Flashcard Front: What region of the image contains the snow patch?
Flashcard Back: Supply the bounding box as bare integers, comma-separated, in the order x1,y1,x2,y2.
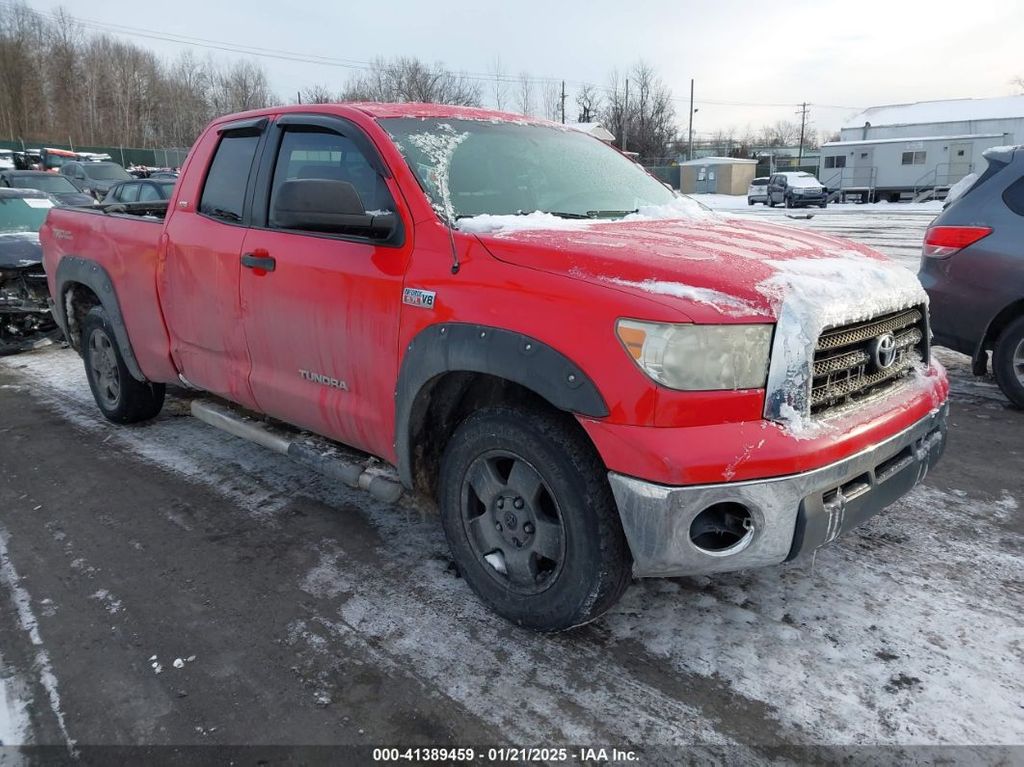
0,526,76,752
603,277,759,316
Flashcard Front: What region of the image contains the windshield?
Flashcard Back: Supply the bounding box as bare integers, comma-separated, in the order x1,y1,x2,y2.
381,118,676,220
13,175,78,193
788,174,821,188
84,164,132,181
0,196,51,233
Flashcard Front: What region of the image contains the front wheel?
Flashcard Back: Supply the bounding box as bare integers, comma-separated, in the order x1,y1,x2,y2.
82,306,165,423
767,196,775,208
438,406,632,631
993,316,1024,408
784,195,794,208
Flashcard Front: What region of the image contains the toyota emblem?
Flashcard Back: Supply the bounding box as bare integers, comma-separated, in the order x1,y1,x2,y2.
870,332,898,370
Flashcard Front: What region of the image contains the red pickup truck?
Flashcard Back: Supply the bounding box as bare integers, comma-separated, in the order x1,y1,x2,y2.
41,104,949,630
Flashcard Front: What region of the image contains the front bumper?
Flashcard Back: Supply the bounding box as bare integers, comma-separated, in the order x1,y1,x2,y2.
608,402,948,578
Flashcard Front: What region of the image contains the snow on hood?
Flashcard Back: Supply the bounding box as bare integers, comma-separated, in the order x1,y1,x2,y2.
470,213,924,325
456,197,713,236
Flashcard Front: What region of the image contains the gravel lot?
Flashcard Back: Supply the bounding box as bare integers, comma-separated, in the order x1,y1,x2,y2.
0,205,1021,762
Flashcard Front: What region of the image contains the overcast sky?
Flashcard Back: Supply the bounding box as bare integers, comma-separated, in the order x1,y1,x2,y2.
39,0,1024,139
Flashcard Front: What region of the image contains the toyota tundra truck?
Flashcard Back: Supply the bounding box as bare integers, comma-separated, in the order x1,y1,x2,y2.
41,104,949,631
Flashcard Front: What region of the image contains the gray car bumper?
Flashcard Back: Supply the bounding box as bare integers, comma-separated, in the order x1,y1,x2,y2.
608,403,948,578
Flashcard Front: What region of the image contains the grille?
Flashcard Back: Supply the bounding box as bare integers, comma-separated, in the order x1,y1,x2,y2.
811,306,927,415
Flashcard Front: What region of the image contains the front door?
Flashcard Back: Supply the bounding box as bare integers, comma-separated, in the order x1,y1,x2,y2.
238,116,412,459
948,142,973,183
853,148,874,188
160,121,265,409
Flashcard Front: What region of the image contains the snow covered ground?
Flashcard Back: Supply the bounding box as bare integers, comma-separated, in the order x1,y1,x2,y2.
0,343,1020,751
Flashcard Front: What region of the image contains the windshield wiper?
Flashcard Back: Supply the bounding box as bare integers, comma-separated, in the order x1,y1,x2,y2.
585,209,639,218
521,210,591,219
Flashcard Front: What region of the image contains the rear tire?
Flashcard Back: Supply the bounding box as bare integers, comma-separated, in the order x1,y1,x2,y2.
81,306,165,423
438,406,632,631
993,316,1024,409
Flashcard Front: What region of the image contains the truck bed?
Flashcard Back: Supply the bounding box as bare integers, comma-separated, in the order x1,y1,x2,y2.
42,203,175,382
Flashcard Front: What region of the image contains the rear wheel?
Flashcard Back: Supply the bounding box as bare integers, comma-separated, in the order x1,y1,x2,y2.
993,316,1024,408
438,406,631,631
767,196,775,208
81,306,165,423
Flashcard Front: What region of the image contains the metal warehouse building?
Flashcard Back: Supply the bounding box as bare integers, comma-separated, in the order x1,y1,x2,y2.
819,95,1024,202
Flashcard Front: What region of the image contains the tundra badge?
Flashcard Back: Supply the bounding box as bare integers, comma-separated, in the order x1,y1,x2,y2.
402,288,436,309
299,369,348,391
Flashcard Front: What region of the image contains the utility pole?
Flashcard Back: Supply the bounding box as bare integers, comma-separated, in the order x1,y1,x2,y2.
297,91,302,104
560,80,567,124
687,78,695,161
796,102,809,164
622,78,629,152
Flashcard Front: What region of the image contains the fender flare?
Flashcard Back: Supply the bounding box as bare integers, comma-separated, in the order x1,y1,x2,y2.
393,323,608,488
53,256,147,382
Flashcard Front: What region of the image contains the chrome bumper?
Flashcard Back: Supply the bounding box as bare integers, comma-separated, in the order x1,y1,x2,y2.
608,403,948,578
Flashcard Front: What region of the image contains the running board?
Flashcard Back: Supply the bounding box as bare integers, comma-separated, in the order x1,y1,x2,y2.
190,399,404,504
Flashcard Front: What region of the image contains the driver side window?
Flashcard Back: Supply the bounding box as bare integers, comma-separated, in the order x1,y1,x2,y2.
268,128,394,224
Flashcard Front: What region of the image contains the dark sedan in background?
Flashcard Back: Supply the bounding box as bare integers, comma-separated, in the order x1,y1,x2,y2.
0,188,60,353
919,144,1024,407
103,178,176,204
0,170,95,206
59,160,132,199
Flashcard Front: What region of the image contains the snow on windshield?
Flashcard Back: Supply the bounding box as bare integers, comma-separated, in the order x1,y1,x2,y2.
405,123,469,224
384,117,682,227
787,175,822,188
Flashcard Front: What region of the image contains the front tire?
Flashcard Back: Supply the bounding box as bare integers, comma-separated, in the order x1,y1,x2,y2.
993,316,1024,408
438,406,632,631
81,306,165,423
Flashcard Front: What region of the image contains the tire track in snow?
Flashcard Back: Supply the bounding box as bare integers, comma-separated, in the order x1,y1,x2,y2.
0,527,76,753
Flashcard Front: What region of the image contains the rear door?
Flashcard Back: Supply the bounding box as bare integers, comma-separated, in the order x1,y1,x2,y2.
238,114,412,458
159,117,267,408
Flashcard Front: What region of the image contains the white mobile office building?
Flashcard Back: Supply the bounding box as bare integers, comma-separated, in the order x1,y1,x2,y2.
818,96,1024,201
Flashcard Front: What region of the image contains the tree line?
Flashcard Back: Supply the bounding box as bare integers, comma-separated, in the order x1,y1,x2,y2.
0,2,274,149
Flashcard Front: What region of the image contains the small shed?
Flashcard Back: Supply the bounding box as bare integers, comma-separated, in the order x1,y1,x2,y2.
569,122,616,143
679,156,758,195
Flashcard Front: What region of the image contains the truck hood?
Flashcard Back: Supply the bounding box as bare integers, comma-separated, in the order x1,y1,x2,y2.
468,215,926,326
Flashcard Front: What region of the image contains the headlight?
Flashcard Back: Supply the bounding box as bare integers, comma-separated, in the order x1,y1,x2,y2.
616,319,773,390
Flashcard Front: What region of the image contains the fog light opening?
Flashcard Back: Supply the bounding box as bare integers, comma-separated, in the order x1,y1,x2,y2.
689,503,754,554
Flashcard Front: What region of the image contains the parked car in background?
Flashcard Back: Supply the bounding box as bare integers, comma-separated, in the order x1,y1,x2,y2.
0,150,13,170
59,160,132,199
103,178,176,204
767,172,827,208
0,188,60,354
919,144,1024,407
0,170,96,206
747,176,769,205
148,170,179,180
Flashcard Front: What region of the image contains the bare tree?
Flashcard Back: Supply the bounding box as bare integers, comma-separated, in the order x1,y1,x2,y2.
541,81,561,122
490,56,507,111
341,56,481,106
515,71,533,116
600,62,677,162
575,84,601,123
301,83,337,104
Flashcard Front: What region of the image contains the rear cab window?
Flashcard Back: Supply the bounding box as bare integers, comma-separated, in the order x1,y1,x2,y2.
199,132,261,223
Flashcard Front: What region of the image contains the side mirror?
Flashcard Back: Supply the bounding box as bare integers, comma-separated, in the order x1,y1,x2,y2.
271,179,395,239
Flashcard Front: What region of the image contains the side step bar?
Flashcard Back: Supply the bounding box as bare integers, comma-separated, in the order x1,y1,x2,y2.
190,399,404,504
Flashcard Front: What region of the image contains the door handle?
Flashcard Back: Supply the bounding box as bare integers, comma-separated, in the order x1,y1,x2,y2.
241,251,276,272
